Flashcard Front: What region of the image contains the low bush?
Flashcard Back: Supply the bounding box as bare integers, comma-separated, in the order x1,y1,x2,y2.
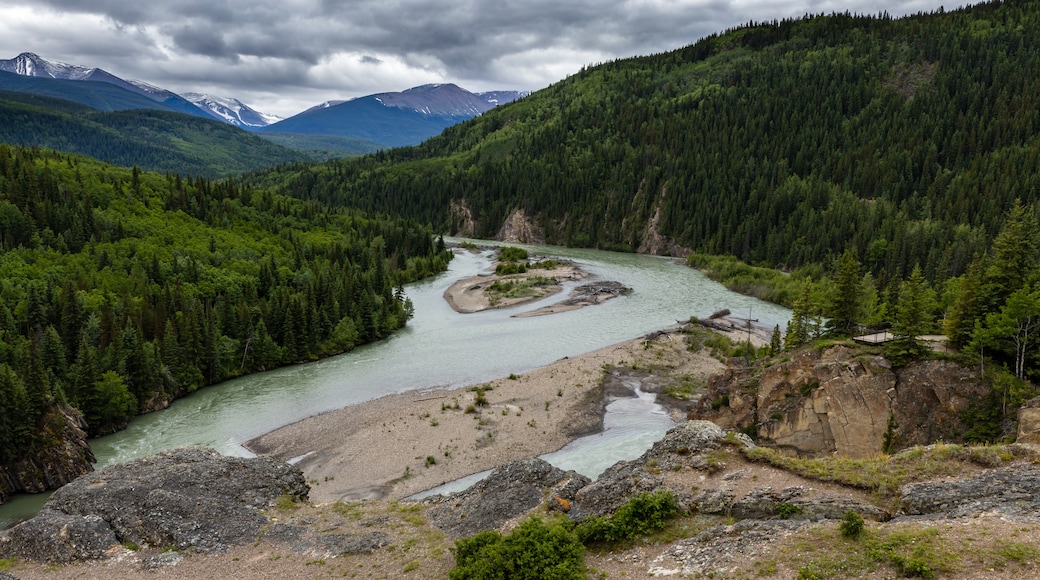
840,510,865,538
449,516,585,579
574,490,682,545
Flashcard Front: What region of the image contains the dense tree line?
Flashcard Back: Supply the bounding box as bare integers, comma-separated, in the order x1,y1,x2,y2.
250,0,1040,293
0,145,451,463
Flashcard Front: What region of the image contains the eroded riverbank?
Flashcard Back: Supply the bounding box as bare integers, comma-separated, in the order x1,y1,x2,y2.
245,325,729,503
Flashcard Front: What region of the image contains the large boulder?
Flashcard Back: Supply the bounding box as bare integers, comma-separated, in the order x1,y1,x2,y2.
756,346,896,457
426,458,588,538
0,446,309,562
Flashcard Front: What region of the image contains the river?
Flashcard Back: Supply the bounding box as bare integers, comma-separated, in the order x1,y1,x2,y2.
0,243,790,527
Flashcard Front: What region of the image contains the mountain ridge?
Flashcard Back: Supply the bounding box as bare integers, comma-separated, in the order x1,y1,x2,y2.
259,83,527,147
0,52,527,139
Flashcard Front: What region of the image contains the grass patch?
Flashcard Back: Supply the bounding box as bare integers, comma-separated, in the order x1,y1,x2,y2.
686,252,815,308
663,374,705,401
485,276,557,304
275,493,302,511
742,443,1027,505
783,524,959,579
332,501,365,520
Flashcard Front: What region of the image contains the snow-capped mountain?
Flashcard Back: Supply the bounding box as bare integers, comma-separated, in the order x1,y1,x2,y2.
0,52,282,127
262,83,527,147
0,52,142,94
0,51,92,80
372,83,489,117
478,90,530,105
183,93,283,128
301,99,350,115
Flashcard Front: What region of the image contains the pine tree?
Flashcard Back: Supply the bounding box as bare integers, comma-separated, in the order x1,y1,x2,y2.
945,256,986,348
828,250,863,337
888,266,936,363
981,200,1039,313
784,279,815,350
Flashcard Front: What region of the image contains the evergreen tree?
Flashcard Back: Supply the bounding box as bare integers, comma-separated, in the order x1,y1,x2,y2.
944,256,986,348
827,250,863,337
887,266,936,363
784,279,815,350
981,200,1039,313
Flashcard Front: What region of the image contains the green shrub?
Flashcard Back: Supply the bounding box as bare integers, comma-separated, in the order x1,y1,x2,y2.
776,502,802,519
840,510,865,538
574,491,682,545
450,517,585,579
495,262,527,275
499,246,529,262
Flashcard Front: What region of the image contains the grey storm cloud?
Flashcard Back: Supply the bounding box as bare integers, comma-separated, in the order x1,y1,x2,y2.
2,0,952,116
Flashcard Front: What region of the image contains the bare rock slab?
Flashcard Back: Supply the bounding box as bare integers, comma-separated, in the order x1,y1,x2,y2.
0,446,309,563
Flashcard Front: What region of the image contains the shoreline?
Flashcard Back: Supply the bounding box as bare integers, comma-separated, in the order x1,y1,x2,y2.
244,326,729,504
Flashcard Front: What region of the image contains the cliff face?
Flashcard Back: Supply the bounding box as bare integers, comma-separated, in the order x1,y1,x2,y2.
0,404,95,503
690,345,990,457
495,208,544,244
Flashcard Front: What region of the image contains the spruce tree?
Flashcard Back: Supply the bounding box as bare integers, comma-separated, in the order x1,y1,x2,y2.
784,279,815,350
828,250,862,337
888,266,935,363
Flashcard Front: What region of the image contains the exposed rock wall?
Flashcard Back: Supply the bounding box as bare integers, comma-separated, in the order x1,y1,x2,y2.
448,199,476,237
1016,396,1040,444
496,208,544,244
0,404,95,503
690,345,989,457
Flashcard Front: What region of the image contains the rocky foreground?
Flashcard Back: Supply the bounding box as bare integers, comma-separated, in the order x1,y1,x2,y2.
2,421,1039,578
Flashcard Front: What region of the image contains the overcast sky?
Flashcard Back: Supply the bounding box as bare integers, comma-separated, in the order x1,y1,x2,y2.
0,0,957,118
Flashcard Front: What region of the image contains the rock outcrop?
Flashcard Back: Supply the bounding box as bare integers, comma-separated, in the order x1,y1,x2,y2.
426,458,589,538
0,446,309,563
690,345,989,457
1017,396,1040,444
448,199,476,238
898,461,1040,521
496,208,544,244
0,404,95,503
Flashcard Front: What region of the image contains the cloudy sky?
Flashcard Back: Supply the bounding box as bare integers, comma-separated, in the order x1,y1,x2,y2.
0,0,956,118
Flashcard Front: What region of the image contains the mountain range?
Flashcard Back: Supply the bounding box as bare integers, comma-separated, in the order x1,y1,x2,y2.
0,52,527,148
260,84,528,148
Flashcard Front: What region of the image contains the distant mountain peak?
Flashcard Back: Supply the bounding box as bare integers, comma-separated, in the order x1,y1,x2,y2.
264,84,529,148
0,52,98,81
367,83,495,117
183,92,283,128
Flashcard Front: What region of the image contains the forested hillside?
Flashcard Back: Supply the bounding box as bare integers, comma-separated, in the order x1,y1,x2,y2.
253,0,1039,289
0,91,307,178
0,145,450,472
